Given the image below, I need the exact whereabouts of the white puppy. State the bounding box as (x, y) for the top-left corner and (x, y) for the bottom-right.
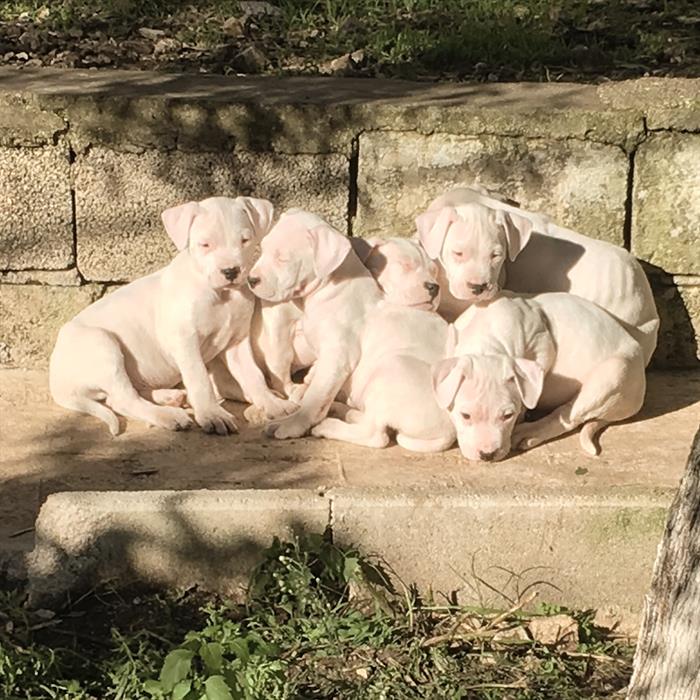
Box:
(247, 210), (383, 438)
(433, 292), (646, 461)
(351, 236), (441, 311)
(417, 186), (659, 364)
(50, 196), (291, 435)
(311, 302), (455, 451)
(249, 231), (442, 409)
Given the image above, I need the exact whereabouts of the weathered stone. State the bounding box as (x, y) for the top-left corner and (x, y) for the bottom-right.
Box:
(649, 275), (700, 367)
(74, 146), (348, 281)
(633, 133), (700, 274)
(355, 131), (628, 244)
(598, 78), (700, 131)
(0, 93), (67, 146)
(332, 490), (669, 615)
(0, 268), (81, 285)
(0, 283), (104, 367)
(27, 490), (329, 604)
(0, 146), (73, 270)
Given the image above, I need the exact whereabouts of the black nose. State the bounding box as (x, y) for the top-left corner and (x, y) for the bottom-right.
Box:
(221, 267), (240, 282)
(479, 450), (498, 462)
(424, 282), (440, 299)
(247, 276), (261, 289)
(468, 282), (489, 296)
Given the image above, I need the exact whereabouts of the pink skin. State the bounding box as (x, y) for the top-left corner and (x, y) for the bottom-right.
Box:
(432, 354), (543, 462)
(353, 237), (441, 310)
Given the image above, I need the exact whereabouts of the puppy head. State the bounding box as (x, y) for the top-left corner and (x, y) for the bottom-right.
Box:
(161, 196), (274, 289)
(247, 209), (351, 303)
(416, 202), (533, 304)
(432, 354), (543, 462)
(352, 237), (441, 310)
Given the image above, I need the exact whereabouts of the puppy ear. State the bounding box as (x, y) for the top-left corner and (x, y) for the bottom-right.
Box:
(239, 197), (274, 238)
(416, 206), (458, 260)
(511, 358), (544, 410)
(161, 201), (202, 251)
(307, 224), (352, 278)
(432, 356), (470, 410)
(495, 209), (533, 262)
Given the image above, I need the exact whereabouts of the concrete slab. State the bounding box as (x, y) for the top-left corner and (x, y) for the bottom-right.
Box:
(1, 369), (697, 612)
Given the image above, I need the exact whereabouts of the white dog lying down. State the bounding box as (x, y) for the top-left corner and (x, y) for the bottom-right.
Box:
(50, 196), (292, 435)
(249, 230), (442, 407)
(417, 186), (659, 365)
(432, 292), (646, 461)
(311, 302), (455, 451)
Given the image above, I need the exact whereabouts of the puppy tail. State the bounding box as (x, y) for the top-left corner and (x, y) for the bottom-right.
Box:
(64, 396), (121, 436)
(579, 420), (607, 457)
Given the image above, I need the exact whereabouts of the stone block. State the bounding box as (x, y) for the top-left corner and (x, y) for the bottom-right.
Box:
(27, 490), (330, 604)
(74, 146), (349, 281)
(633, 133), (700, 274)
(332, 490), (669, 615)
(0, 283), (104, 368)
(0, 146), (73, 270)
(649, 274), (700, 367)
(355, 131), (628, 244)
(0, 94), (67, 147)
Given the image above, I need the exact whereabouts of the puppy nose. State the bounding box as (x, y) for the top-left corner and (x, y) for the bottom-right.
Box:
(424, 282), (440, 299)
(247, 275), (261, 289)
(468, 282), (489, 296)
(221, 267), (240, 282)
(479, 449), (498, 462)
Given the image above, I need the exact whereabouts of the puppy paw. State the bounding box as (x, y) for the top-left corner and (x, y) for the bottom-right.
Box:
(512, 427), (543, 451)
(264, 413), (311, 439)
(151, 388), (188, 408)
(243, 404), (267, 426)
(286, 383), (308, 405)
(152, 406), (192, 432)
(262, 394), (299, 420)
(195, 405), (238, 435)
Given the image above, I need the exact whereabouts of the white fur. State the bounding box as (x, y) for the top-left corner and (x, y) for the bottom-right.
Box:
(435, 292), (646, 461)
(50, 196), (293, 435)
(417, 186), (659, 365)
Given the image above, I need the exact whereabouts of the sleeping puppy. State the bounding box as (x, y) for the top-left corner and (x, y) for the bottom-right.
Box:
(433, 292), (646, 461)
(247, 209), (382, 438)
(417, 186), (659, 365)
(250, 232), (442, 409)
(50, 196), (292, 435)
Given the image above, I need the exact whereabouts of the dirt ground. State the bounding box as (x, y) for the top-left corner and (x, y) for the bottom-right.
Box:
(1, 368), (698, 553)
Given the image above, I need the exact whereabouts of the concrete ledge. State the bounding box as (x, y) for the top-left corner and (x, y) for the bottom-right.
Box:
(25, 487), (669, 621)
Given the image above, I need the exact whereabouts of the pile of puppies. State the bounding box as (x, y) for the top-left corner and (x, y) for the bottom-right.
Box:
(50, 185), (659, 461)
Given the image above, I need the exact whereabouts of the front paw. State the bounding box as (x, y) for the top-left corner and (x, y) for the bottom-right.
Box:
(512, 425), (543, 451)
(264, 413), (312, 439)
(195, 404), (238, 435)
(262, 394), (299, 420)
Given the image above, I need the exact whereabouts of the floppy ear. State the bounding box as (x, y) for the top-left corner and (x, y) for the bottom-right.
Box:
(432, 356), (470, 410)
(495, 209), (534, 262)
(161, 201), (202, 251)
(416, 206), (458, 260)
(307, 224), (352, 278)
(239, 197), (274, 238)
(511, 358), (544, 410)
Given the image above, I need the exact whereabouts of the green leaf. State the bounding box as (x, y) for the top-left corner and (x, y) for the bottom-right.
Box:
(143, 680), (165, 698)
(343, 556), (359, 583)
(172, 679), (193, 700)
(229, 638), (250, 664)
(200, 642), (223, 674)
(159, 648), (194, 693)
(204, 675), (234, 700)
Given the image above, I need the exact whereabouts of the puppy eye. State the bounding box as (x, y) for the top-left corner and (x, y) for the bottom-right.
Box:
(242, 237), (251, 245)
(502, 411), (515, 421)
(491, 250), (503, 260)
(198, 241), (210, 249)
(453, 251), (464, 259)
(461, 412), (471, 421)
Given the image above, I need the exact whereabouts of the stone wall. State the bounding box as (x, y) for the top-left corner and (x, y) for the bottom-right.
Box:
(0, 68), (697, 368)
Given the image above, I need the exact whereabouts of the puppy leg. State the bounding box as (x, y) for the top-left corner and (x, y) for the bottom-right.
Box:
(143, 388), (188, 407)
(514, 355), (645, 455)
(311, 416), (390, 448)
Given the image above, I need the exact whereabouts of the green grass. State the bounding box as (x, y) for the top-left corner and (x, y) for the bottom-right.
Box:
(0, 531), (632, 699)
(0, 0), (697, 80)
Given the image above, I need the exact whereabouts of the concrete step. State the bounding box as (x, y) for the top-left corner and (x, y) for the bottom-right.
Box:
(2, 369), (699, 622)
